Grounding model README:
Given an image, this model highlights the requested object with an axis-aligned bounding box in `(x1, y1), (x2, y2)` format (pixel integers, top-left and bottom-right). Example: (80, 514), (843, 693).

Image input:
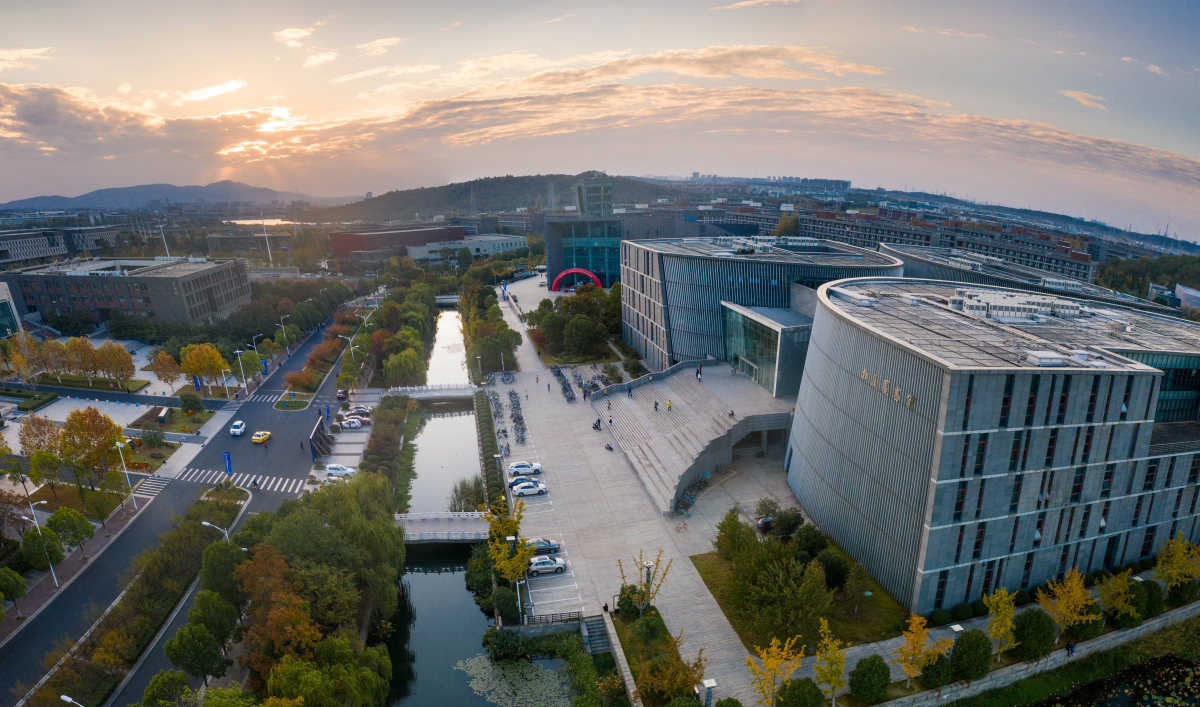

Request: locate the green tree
(848, 654), (890, 703)
(795, 559), (833, 644)
(140, 669), (195, 707)
(384, 349), (425, 386)
(563, 314), (601, 356)
(0, 567), (27, 619)
(190, 589), (240, 651)
(777, 677), (823, 707)
(28, 450), (64, 502)
(165, 622), (229, 685)
(46, 507), (94, 559)
(843, 562), (870, 615)
(918, 654), (953, 689)
(457, 247), (473, 264)
(179, 390), (205, 414)
(950, 629), (992, 680)
(21, 525), (64, 569)
(816, 549), (849, 591)
(713, 506), (755, 561)
(200, 540), (249, 607)
(201, 687), (258, 707)
(540, 312), (566, 353)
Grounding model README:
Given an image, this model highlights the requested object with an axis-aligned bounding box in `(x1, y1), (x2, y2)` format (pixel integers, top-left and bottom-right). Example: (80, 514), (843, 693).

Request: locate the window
(1010, 433), (1022, 471)
(982, 561), (996, 595)
(1141, 527), (1156, 557)
(1081, 427), (1094, 462)
(1034, 512), (1046, 546)
(973, 525), (986, 560)
(1173, 489), (1183, 517)
(1025, 377), (1040, 426)
(1071, 468), (1085, 502)
(1144, 462), (1158, 492)
(1133, 496), (1144, 525)
(1121, 377), (1132, 421)
(1189, 457), (1200, 485)
(1010, 475), (1023, 512)
(953, 481), (967, 522)
(962, 375), (974, 429)
(1166, 458), (1176, 488)
(1101, 469), (1114, 498)
(1009, 519), (1020, 552)
(976, 480), (986, 519)
(1086, 376), (1100, 422)
(1079, 505), (1091, 538)
(1021, 554), (1034, 586)
(934, 570), (948, 609)
(1045, 431), (1058, 466)
(1056, 377), (1071, 425)
(974, 436), (988, 475)
(954, 526), (965, 563)
(964, 565), (975, 604)
(1000, 375), (1014, 427)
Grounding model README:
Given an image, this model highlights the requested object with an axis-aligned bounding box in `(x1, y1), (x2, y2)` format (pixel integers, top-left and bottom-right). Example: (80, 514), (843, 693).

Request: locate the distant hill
(316, 173), (692, 222)
(0, 180), (341, 210)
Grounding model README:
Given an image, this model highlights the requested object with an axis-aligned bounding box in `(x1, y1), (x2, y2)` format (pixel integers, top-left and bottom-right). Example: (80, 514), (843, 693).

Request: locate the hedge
(18, 392), (58, 412)
(474, 391), (504, 504)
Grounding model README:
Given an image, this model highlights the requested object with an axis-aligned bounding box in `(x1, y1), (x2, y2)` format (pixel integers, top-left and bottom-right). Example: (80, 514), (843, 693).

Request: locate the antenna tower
(469, 187), (478, 215)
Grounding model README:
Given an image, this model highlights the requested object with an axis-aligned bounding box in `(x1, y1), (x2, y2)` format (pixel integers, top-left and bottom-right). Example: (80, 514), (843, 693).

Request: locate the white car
(229, 420), (246, 436)
(325, 464), (356, 477)
(512, 480), (547, 497)
(508, 460), (543, 476)
(342, 418), (362, 429)
(528, 555), (566, 576)
(344, 416), (371, 426)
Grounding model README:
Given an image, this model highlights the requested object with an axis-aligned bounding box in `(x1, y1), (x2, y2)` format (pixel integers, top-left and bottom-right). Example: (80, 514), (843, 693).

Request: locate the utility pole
(158, 225), (171, 257)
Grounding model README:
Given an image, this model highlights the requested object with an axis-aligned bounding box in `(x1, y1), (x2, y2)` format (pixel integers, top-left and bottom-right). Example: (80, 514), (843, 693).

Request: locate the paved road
(0, 323), (349, 704)
(3, 381), (230, 411)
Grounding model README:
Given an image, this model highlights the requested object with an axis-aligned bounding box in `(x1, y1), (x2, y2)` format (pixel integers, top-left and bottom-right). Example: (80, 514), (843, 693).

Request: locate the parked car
(251, 431), (271, 444)
(342, 418), (362, 429)
(508, 460), (543, 476)
(526, 537), (560, 554)
(229, 420), (246, 436)
(336, 389), (348, 400)
(528, 555), (566, 576)
(325, 464), (356, 477)
(344, 416), (371, 426)
(512, 481), (547, 497)
(347, 407), (372, 417)
(508, 476), (535, 488)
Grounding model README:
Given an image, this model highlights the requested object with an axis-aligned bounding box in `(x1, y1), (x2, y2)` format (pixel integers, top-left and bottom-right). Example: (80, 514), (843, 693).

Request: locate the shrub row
(474, 391), (504, 504)
(356, 396), (419, 512)
(17, 392), (58, 412)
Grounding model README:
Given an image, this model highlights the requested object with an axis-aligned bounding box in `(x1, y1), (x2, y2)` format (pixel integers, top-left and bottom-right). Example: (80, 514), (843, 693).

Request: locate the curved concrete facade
(788, 277), (1200, 613)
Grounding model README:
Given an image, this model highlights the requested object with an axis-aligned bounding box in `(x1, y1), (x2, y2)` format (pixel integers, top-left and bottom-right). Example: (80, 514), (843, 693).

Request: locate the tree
(0, 489), (21, 539)
(1037, 567), (1095, 639)
(1098, 569), (1140, 624)
(893, 614), (952, 688)
(563, 314), (602, 356)
(776, 678), (823, 707)
(190, 589), (240, 652)
(164, 622), (228, 685)
(179, 390), (205, 414)
(617, 548), (673, 620)
(488, 534), (536, 588)
(47, 507), (94, 560)
(1153, 533), (1200, 589)
(19, 413), (61, 460)
(714, 506), (756, 561)
(27, 450), (64, 502)
(983, 587), (1018, 660)
(152, 351), (183, 390)
(812, 618), (847, 707)
(60, 405), (122, 487)
(816, 549), (849, 591)
(41, 340), (67, 383)
(21, 525), (65, 569)
(772, 214), (799, 238)
(745, 635), (804, 707)
(849, 654), (890, 703)
(0, 567), (28, 618)
(93, 627), (137, 672)
(795, 559), (833, 644)
(141, 669), (196, 707)
(1013, 608), (1056, 660)
(843, 562), (870, 615)
(1, 438), (29, 498)
(7, 351), (31, 382)
(97, 340), (135, 385)
(918, 653), (953, 689)
(200, 540), (249, 607)
(540, 312), (566, 353)
(633, 632), (705, 705)
(180, 343), (227, 395)
(383, 349), (424, 386)
(950, 628), (992, 681)
(64, 336), (98, 382)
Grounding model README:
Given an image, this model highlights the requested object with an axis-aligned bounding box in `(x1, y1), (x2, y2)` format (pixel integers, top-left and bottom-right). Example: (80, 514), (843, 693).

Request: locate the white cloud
(711, 0), (799, 9)
(174, 79), (248, 105)
(272, 27), (314, 48)
(441, 21), (463, 31)
(0, 47), (54, 72)
(331, 64), (439, 84)
(902, 26), (986, 39)
(1146, 64), (1165, 75)
(1059, 89), (1107, 111)
(1120, 56), (1133, 62)
(537, 13), (577, 25)
(303, 52), (339, 69)
(357, 37), (405, 56)
(116, 83), (132, 95)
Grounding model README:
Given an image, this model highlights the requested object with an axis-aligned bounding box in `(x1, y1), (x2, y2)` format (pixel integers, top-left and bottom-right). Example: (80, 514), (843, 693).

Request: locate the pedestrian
(525, 390), (529, 400)
(300, 441), (304, 450)
(608, 417), (612, 426)
(698, 371), (702, 382)
(667, 400), (672, 411)
(654, 400), (659, 411)
(547, 383), (550, 392)
(607, 400), (611, 411)
(602, 602), (609, 613)
(627, 388), (632, 398)
(536, 375), (539, 384)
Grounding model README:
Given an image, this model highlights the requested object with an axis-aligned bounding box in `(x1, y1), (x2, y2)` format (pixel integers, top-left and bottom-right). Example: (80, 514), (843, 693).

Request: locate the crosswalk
(248, 392), (284, 403)
(175, 466), (307, 494)
(134, 476), (172, 498)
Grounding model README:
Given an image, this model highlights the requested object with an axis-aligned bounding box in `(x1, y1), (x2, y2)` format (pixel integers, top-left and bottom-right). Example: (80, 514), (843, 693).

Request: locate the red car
(336, 389), (348, 400)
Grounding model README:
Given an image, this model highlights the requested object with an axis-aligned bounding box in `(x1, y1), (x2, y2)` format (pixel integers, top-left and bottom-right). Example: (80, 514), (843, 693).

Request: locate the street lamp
(232, 349), (248, 394)
(250, 333), (265, 355)
(279, 314), (291, 349)
(21, 503), (58, 588)
(114, 441), (138, 512)
(477, 355), (483, 379)
(61, 696), (86, 707)
(201, 521), (231, 541)
(221, 368), (233, 397)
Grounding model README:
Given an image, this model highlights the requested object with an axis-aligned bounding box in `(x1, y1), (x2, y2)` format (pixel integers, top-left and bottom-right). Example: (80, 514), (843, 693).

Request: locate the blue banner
(223, 452), (232, 477)
(193, 375), (201, 391)
(325, 404), (330, 424)
(261, 358), (268, 375)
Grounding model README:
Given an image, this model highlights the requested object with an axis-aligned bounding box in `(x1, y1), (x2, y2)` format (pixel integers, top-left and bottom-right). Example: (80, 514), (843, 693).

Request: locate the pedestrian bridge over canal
(395, 511), (489, 543)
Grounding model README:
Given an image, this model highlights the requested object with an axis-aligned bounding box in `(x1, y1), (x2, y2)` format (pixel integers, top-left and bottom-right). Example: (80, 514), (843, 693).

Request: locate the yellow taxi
(251, 431), (272, 444)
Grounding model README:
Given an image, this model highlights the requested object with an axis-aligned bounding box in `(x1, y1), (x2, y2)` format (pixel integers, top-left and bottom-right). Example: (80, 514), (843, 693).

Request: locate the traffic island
(274, 391), (314, 410)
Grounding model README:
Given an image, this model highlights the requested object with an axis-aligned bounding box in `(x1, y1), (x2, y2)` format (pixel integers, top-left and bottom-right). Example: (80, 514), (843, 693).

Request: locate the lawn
(526, 331), (618, 368)
(172, 383), (241, 399)
(275, 392), (313, 410)
(34, 373), (150, 393)
(28, 483), (127, 521)
(130, 407), (214, 434)
(690, 546), (908, 653)
(122, 441), (180, 471)
(611, 606), (691, 707)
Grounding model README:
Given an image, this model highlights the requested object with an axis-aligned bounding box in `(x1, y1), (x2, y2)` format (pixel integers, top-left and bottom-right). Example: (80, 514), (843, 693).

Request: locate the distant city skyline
(1, 0), (1198, 237)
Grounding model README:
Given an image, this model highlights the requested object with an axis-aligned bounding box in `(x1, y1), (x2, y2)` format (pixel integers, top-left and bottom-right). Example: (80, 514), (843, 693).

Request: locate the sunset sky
(1, 0), (1198, 236)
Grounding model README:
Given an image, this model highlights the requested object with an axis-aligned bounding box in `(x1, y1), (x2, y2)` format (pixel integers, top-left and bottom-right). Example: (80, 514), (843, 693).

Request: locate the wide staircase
(597, 370), (792, 514)
(582, 615), (611, 655)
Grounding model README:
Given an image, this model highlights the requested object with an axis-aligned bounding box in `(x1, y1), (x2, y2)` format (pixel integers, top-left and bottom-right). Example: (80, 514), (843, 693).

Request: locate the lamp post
(220, 369), (232, 397)
(477, 355), (483, 379)
(232, 349), (248, 394)
(493, 453), (503, 487)
(61, 696), (86, 707)
(201, 521), (231, 541)
(22, 502), (58, 588)
(250, 333), (264, 355)
(278, 314), (291, 350)
(114, 441), (138, 512)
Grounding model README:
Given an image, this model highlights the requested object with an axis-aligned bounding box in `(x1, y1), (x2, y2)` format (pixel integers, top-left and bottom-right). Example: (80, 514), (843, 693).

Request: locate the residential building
(405, 234), (528, 262)
(788, 277), (1200, 613)
(2, 257), (251, 325)
(576, 173), (614, 217)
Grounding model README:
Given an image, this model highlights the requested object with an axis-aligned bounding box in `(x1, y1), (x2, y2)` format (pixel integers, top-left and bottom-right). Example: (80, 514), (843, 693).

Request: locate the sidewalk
(0, 499), (145, 646)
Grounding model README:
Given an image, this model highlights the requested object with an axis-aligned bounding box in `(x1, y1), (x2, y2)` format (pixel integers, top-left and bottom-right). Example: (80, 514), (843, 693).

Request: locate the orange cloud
(1059, 89), (1107, 110)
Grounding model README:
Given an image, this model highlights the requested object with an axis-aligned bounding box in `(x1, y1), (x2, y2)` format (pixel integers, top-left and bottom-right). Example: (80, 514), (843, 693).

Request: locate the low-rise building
(405, 234), (528, 262)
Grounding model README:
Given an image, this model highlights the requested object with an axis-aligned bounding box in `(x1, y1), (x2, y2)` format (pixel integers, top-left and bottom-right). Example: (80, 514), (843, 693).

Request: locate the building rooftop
(629, 237), (900, 268)
(722, 302), (812, 330)
(823, 278), (1200, 371)
(14, 257), (233, 278)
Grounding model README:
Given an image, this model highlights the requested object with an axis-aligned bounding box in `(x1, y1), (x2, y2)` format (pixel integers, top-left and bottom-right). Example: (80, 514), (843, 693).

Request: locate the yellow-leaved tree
(983, 587), (1018, 661)
(1037, 567), (1095, 639)
(617, 548), (672, 620)
(1153, 534), (1200, 590)
(479, 496), (529, 625)
(745, 635), (804, 707)
(812, 618), (847, 707)
(1097, 569), (1139, 622)
(893, 614), (952, 688)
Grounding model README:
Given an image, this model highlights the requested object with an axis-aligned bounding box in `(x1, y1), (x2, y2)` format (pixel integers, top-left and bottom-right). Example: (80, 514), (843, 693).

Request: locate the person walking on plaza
(654, 400), (659, 412)
(607, 400), (611, 411)
(667, 400), (672, 411)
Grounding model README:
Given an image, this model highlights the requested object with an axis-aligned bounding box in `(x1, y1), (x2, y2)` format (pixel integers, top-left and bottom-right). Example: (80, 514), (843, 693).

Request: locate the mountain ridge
(0, 180), (343, 210)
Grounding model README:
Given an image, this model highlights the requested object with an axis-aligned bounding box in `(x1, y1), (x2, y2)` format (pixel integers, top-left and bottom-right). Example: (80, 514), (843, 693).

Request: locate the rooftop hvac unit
(1025, 350), (1066, 367)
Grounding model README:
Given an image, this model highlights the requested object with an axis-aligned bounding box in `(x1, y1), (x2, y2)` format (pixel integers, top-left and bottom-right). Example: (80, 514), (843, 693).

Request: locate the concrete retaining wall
(880, 599), (1200, 706)
(603, 611), (644, 707)
(513, 620), (580, 639)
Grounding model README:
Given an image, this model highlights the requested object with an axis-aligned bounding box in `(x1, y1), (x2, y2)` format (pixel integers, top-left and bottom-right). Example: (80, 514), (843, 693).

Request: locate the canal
(388, 310), (569, 705)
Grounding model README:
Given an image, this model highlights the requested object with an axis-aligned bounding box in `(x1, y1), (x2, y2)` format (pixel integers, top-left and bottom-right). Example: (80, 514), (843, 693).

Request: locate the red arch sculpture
(550, 268), (602, 291)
